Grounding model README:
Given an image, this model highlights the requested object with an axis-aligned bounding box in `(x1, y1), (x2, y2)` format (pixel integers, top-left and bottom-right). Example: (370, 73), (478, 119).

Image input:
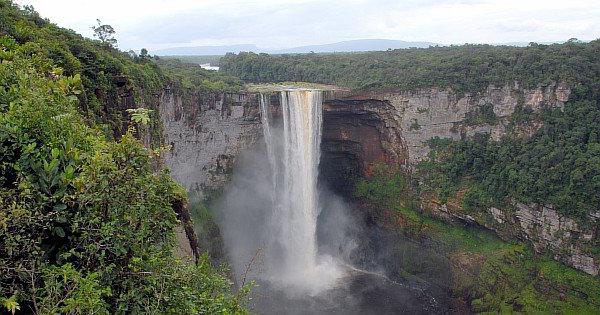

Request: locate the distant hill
(153, 39), (437, 56)
(271, 39), (437, 54)
(152, 44), (259, 56)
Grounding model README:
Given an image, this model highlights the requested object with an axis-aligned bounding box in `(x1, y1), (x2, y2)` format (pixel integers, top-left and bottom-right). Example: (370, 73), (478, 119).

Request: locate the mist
(212, 132), (358, 290)
(213, 91), (352, 296)
(211, 91), (445, 314)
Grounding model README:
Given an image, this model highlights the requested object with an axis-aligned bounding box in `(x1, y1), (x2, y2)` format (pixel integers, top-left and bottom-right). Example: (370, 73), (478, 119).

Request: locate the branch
(239, 247), (262, 288)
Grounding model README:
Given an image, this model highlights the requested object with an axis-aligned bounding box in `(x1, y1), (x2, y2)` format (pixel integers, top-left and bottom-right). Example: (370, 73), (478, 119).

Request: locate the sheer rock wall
(159, 82), (597, 275)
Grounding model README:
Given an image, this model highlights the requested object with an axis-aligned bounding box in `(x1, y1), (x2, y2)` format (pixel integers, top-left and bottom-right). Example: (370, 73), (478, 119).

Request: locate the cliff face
(354, 82), (570, 164)
(320, 99), (405, 195)
(424, 195), (599, 276)
(158, 89), (263, 261)
(158, 82), (597, 276)
(341, 83), (595, 276)
(159, 89), (263, 199)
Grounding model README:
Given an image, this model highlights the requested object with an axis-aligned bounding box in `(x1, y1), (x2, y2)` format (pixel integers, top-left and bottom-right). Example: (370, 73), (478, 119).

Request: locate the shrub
(0, 30), (246, 314)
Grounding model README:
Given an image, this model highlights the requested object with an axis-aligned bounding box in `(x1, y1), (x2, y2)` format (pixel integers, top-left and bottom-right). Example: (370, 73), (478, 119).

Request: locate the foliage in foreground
(354, 164), (600, 313)
(0, 0), (164, 138)
(0, 0), (244, 141)
(0, 35), (246, 314)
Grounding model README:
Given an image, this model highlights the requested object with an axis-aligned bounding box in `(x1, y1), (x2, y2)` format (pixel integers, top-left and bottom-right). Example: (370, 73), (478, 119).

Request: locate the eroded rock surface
(513, 203), (598, 275)
(352, 82), (570, 164)
(320, 99), (405, 195)
(423, 195), (598, 275)
(160, 89), (263, 199)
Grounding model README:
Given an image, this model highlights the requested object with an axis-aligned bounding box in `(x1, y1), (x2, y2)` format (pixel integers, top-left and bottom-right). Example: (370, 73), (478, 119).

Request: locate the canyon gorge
(3, 2), (599, 313)
(155, 79), (598, 313)
(160, 82), (597, 277)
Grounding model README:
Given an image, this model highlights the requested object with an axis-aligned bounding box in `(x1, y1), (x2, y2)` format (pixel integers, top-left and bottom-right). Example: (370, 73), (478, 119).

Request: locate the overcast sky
(14, 0), (600, 51)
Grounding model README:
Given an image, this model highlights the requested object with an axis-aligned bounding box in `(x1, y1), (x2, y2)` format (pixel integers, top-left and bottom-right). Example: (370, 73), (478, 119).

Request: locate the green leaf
(53, 227), (65, 238)
(64, 165), (75, 179)
(53, 203), (67, 211)
(25, 142), (36, 153)
(1, 295), (20, 315)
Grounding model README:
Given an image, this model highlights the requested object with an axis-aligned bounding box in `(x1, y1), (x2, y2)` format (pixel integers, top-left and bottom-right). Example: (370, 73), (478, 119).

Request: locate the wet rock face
(159, 89), (263, 199)
(320, 99), (405, 196)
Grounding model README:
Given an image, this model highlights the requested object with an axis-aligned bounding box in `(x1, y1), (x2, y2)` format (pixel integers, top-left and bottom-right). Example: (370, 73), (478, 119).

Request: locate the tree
(139, 48), (150, 62)
(91, 19), (117, 48)
(126, 107), (153, 125)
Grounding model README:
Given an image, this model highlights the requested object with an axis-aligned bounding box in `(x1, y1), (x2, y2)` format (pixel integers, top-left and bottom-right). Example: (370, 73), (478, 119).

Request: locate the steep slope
(0, 1), (247, 313)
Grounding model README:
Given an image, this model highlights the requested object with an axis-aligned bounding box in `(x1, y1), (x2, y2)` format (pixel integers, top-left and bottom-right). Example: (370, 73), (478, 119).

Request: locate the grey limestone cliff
(158, 82), (597, 275)
(355, 82), (570, 164)
(359, 82), (595, 276)
(160, 89), (263, 200)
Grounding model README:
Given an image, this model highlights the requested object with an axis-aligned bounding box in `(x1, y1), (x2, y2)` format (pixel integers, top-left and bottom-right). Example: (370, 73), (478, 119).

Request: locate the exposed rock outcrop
(512, 203), (598, 275)
(160, 88), (263, 199)
(424, 196), (599, 276)
(320, 99), (405, 195)
(352, 82), (570, 163)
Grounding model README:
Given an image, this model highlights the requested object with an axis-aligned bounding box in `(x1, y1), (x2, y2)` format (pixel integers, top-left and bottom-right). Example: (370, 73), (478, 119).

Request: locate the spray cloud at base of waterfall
(211, 89), (447, 313)
(215, 89), (348, 295)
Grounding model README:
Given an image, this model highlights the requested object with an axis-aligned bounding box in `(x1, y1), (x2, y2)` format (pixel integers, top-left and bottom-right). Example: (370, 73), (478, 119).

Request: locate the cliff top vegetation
(220, 39), (600, 95)
(0, 0), (243, 140)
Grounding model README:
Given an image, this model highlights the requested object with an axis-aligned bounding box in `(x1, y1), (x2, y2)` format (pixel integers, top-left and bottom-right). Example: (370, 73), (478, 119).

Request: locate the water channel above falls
(212, 87), (452, 314)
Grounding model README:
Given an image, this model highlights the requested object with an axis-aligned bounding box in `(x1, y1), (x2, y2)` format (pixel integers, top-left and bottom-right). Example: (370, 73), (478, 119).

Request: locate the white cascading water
(259, 89), (340, 293)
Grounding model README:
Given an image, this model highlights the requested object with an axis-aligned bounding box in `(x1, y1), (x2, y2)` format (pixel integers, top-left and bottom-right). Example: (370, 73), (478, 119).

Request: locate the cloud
(14, 0), (600, 50)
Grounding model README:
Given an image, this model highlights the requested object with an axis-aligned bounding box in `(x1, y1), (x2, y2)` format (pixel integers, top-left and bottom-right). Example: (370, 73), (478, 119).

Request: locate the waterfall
(259, 94), (278, 195)
(259, 89), (339, 293)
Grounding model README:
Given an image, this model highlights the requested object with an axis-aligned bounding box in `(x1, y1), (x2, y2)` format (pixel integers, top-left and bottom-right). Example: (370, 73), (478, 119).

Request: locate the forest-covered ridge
(0, 0), (241, 139)
(220, 40), (600, 95)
